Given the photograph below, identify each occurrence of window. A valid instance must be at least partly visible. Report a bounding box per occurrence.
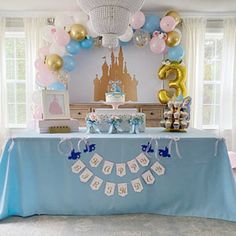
[202,32,223,129]
[5,31,27,128]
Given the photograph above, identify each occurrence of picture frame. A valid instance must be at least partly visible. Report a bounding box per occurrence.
[41,90,70,120]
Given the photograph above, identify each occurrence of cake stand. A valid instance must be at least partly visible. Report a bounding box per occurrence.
[104,102,126,110]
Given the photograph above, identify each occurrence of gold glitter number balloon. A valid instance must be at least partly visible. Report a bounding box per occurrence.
[157,62,187,104]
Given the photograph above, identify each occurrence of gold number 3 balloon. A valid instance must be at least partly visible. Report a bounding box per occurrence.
[157,62,187,104]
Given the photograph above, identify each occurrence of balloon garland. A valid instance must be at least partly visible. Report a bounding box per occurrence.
[33,10,186,118]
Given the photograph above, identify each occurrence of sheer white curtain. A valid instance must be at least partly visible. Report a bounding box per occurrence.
[24,17,47,126]
[0,17,7,151]
[182,18,207,128]
[220,18,236,151]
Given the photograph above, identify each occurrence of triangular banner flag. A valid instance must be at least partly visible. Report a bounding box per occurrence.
[142,170,155,184]
[105,182,116,196]
[136,153,150,167]
[118,183,128,197]
[151,161,165,176]
[80,168,94,183]
[127,159,140,173]
[116,163,126,177]
[102,161,114,175]
[90,176,103,190]
[90,153,103,167]
[131,178,143,192]
[71,159,85,174]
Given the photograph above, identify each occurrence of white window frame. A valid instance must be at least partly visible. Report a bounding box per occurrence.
[5,31,27,129]
[202,32,223,130]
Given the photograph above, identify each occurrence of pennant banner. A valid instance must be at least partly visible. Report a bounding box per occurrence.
[70,151,168,197]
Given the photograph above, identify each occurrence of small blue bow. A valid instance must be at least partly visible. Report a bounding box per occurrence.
[84,144,96,153]
[141,142,154,153]
[159,147,171,158]
[68,149,81,160]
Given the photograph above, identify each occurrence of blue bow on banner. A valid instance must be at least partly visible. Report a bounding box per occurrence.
[84,143,96,153]
[108,118,123,134]
[68,149,81,160]
[159,147,171,158]
[86,120,101,134]
[141,142,154,153]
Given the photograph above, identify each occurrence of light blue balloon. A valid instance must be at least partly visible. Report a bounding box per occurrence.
[63,55,76,72]
[80,37,94,49]
[66,40,81,55]
[167,45,185,61]
[142,15,160,33]
[48,82,66,91]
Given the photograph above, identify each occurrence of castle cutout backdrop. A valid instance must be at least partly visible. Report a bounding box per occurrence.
[94,47,138,102]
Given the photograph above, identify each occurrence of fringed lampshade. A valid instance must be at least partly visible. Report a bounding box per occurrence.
[76,0,145,48]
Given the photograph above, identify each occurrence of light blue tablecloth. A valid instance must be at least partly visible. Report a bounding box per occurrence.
[1,128,236,221]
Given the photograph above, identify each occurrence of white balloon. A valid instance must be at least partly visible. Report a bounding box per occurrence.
[41,25,55,43]
[55,15,74,29]
[49,43,66,57]
[119,26,133,42]
[73,11,89,25]
[174,28,182,40]
[86,20,99,38]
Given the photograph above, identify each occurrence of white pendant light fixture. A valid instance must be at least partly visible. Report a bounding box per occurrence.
[76,0,145,48]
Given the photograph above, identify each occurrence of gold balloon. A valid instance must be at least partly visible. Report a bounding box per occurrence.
[46,54,63,71]
[165,10,181,25]
[69,24,87,41]
[157,62,187,104]
[166,31,181,47]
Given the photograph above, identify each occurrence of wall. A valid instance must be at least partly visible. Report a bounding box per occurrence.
[69,42,163,103]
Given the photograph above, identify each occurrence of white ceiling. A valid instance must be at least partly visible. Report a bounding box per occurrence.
[0,0,235,13]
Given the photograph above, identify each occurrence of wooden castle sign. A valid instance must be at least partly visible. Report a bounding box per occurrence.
[94,47,138,101]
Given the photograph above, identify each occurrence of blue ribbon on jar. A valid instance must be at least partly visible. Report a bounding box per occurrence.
[129,117,143,134]
[108,119,123,134]
[86,120,101,134]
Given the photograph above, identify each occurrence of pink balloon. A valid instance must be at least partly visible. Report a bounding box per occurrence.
[54,29,70,46]
[130,11,145,29]
[150,37,166,54]
[34,58,45,70]
[32,91,41,105]
[160,16,176,33]
[38,46,50,59]
[162,46,169,55]
[35,71,54,87]
[33,105,43,120]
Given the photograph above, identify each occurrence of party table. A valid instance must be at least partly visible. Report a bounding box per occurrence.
[1,128,236,221]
